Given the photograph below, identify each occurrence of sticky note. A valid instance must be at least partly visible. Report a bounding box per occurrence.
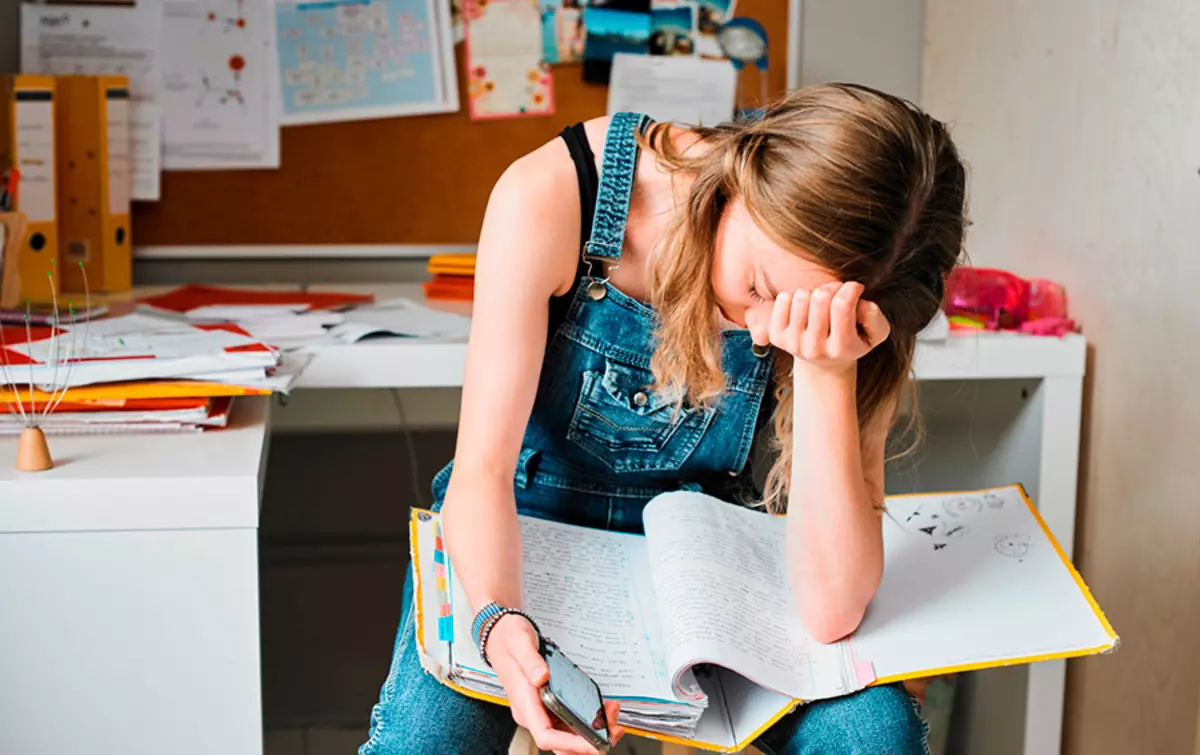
[438,615,454,641]
[434,550,446,565]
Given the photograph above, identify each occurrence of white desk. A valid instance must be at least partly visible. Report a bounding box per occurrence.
[0,284,1085,755]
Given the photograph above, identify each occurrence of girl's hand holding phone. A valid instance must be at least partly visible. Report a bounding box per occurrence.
[762,281,892,373]
[486,615,625,755]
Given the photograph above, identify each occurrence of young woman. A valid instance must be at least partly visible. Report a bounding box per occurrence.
[361,84,967,755]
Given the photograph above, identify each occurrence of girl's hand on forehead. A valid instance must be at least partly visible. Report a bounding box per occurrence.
[761,281,891,372]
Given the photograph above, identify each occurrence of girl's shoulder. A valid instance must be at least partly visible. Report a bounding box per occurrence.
[478,116,616,299]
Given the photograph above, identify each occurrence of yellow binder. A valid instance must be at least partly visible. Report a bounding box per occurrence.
[0,74,59,303]
[54,75,133,295]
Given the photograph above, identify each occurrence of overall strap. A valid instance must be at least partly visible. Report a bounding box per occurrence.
[583,112,652,274]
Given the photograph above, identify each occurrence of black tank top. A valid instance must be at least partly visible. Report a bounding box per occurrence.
[548,122,600,338]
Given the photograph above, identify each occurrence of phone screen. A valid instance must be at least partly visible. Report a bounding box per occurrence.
[544,642,609,745]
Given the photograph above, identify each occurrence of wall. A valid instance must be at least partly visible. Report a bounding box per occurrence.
[923,1,1200,753]
[800,0,925,102]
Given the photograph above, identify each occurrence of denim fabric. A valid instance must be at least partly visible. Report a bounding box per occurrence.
[360,113,929,754]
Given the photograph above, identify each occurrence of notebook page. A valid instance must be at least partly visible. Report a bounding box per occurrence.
[853,486,1116,680]
[642,491,856,701]
[447,515,682,703]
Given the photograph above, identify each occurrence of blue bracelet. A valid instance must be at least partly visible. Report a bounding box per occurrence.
[471,601,505,648]
[472,602,544,667]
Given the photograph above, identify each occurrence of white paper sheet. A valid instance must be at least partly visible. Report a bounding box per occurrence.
[326,298,470,342]
[274,0,459,125]
[643,492,857,702]
[856,487,1117,680]
[446,515,683,705]
[160,0,281,170]
[106,96,132,214]
[20,2,164,199]
[606,52,736,127]
[20,3,164,102]
[12,323,259,363]
[129,102,163,200]
[12,98,57,223]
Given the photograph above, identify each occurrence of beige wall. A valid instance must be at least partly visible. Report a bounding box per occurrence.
[801,0,925,102]
[923,1,1200,752]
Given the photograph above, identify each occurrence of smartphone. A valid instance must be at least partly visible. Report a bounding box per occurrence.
[538,639,611,752]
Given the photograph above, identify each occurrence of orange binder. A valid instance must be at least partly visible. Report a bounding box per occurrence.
[0,74,59,303]
[54,75,133,294]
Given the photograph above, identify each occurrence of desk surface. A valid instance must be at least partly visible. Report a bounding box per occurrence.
[0,398,269,533]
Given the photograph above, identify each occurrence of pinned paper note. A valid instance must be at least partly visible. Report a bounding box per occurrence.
[607,52,736,126]
[466,0,555,119]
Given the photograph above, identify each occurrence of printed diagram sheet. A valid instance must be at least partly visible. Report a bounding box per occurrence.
[161,0,280,169]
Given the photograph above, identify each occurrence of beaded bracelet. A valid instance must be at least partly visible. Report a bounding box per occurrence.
[473,602,543,668]
[471,601,505,647]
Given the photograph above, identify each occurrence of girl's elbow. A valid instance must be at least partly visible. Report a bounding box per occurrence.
[803,607,865,645]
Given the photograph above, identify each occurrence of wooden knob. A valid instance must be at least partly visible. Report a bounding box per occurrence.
[16,426,54,472]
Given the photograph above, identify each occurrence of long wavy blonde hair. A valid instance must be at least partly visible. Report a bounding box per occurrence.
[642,84,967,514]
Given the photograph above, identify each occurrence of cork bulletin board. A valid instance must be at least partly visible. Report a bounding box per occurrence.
[132,0,790,246]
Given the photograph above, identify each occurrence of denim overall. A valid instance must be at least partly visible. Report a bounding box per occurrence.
[360,113,928,755]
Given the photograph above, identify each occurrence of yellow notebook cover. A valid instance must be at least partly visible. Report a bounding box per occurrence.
[409,484,1117,752]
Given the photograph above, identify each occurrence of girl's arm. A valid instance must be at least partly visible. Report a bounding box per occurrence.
[759,282,894,644]
[788,360,893,644]
[441,149,570,643]
[441,141,622,752]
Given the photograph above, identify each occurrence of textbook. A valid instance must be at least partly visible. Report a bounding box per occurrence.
[409,485,1117,752]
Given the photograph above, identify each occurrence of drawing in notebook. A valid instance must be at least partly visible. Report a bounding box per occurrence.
[994,534,1032,562]
[942,494,984,517]
[410,484,1118,752]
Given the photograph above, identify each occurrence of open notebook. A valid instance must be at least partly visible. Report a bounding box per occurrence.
[409,485,1117,752]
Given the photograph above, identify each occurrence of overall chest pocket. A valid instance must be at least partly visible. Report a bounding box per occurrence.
[567,359,715,473]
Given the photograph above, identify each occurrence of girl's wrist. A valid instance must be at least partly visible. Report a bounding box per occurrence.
[792,355,857,391]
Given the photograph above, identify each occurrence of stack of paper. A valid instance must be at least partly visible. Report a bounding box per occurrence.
[424,253,477,302]
[0,313,283,390]
[0,395,235,436]
[137,285,471,348]
[0,303,305,434]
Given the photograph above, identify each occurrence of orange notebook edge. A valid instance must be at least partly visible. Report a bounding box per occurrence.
[0,381,270,404]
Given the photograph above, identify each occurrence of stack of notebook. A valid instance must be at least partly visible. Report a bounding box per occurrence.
[423,253,476,301]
